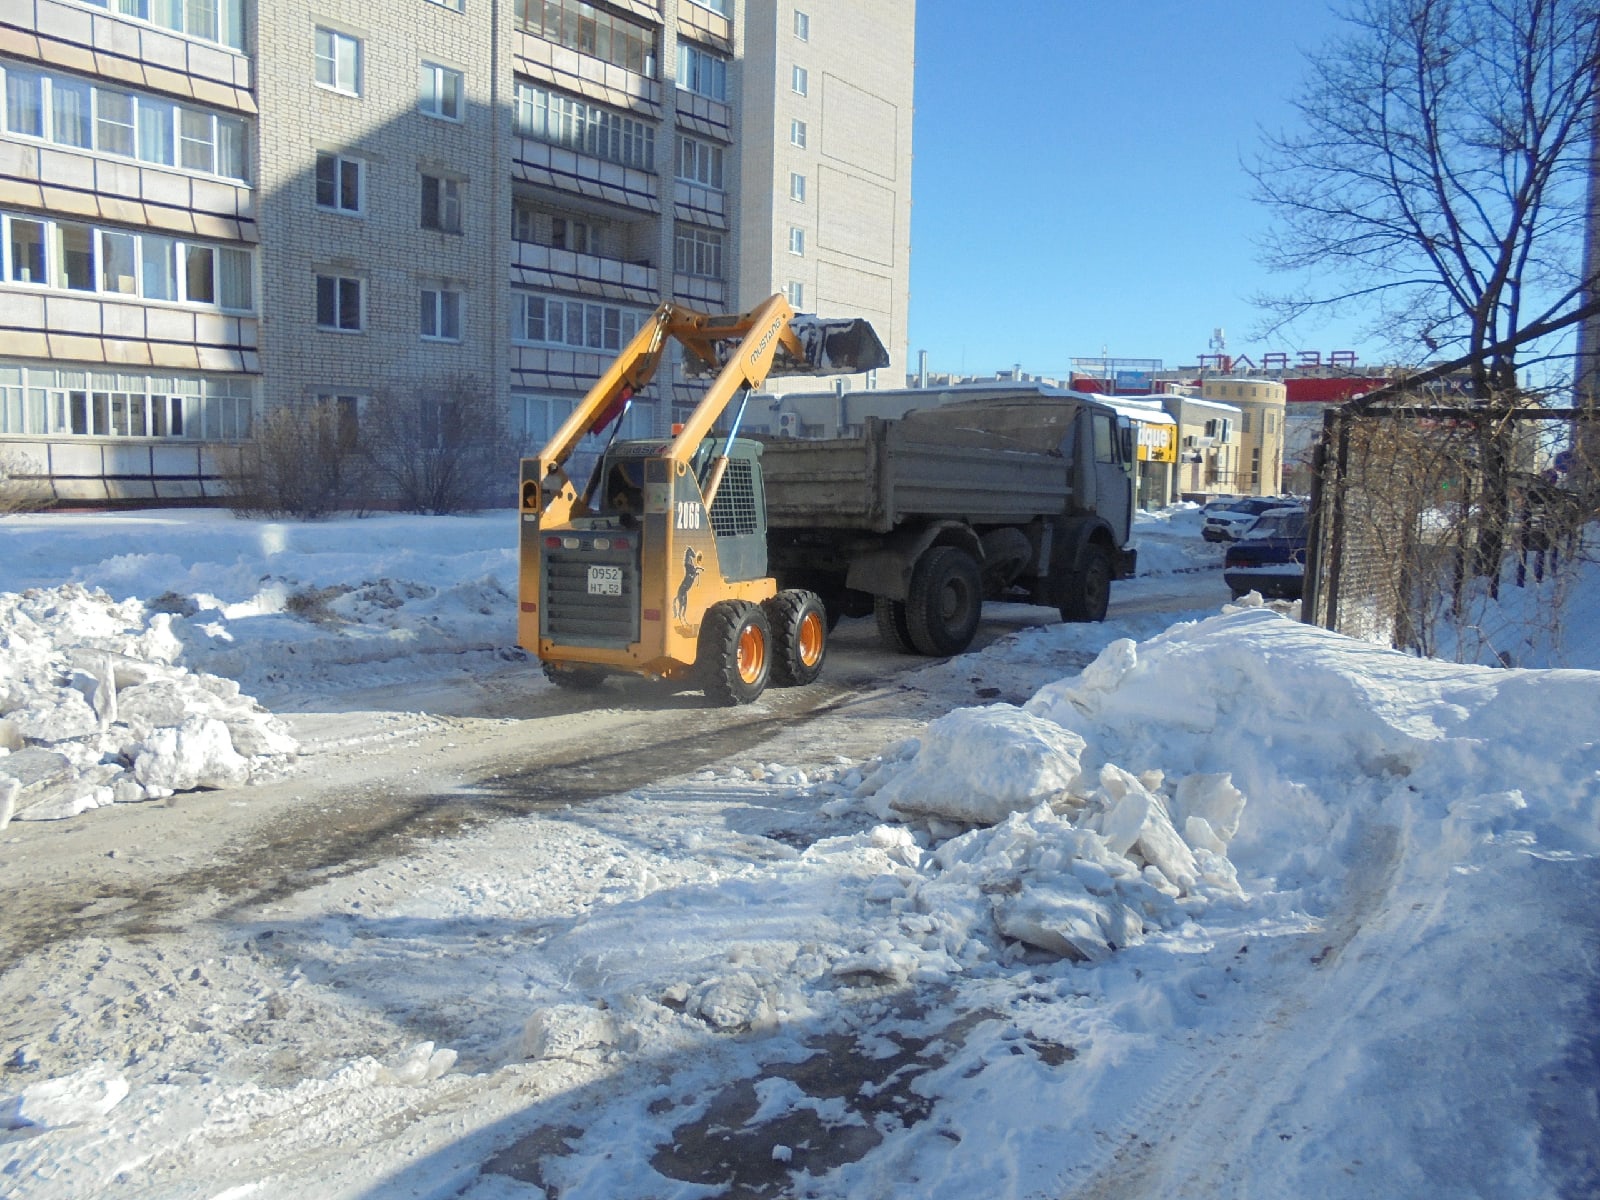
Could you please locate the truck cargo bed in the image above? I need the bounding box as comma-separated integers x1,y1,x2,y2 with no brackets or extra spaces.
759,418,1070,533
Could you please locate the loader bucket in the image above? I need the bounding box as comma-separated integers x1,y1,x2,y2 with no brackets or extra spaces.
776,315,891,377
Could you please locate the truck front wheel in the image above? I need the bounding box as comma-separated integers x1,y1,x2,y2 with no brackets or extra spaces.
765,589,828,686
1059,544,1112,623
698,600,772,705
906,546,983,656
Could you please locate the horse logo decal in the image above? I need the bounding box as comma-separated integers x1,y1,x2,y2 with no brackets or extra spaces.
674,546,705,621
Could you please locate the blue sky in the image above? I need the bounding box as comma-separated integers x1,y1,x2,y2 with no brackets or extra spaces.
907,1,1364,376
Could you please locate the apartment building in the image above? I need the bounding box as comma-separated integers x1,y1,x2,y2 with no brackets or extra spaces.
0,0,915,502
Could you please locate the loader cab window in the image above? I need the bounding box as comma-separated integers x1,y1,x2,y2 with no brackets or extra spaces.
603,459,645,516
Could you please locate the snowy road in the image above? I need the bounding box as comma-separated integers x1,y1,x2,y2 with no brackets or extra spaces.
6,507,1594,1200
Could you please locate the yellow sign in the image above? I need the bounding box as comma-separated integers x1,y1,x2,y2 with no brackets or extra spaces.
1136,422,1178,463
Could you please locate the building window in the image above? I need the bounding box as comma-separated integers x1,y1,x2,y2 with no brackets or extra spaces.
688,0,729,14
513,83,655,171
513,292,647,352
0,361,252,441
790,119,806,148
674,226,723,279
785,281,803,308
789,172,806,202
0,63,257,181
315,152,362,213
424,0,464,10
788,227,805,256
551,218,595,254
514,0,657,76
421,288,463,341
419,63,464,120
74,0,247,51
316,273,363,331
1,210,250,308
794,10,809,40
421,174,463,233
314,28,361,94
678,43,728,101
314,391,364,447
676,135,724,190
791,65,808,96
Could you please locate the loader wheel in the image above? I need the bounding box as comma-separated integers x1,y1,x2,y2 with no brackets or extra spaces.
698,600,772,706
541,660,608,690
874,596,916,654
1059,544,1112,623
765,589,828,687
905,545,983,656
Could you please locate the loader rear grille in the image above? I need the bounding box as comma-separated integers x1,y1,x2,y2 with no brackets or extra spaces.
541,549,640,646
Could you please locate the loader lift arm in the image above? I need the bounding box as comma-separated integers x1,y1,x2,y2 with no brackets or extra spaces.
523,293,885,521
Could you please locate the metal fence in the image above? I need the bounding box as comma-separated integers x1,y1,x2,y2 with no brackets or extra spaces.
1304,403,1596,663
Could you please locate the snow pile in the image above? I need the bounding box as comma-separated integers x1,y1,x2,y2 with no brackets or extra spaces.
0,584,297,825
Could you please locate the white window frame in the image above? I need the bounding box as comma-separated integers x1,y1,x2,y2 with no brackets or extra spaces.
794,10,809,40
424,0,465,10
419,62,465,121
785,280,804,308
790,119,806,149
1,209,252,311
789,172,806,202
314,27,362,95
512,291,647,353
677,43,727,102
791,65,808,96
788,226,805,256
72,0,247,52
675,134,724,190
316,273,364,332
315,151,363,214
421,288,464,341
674,225,723,279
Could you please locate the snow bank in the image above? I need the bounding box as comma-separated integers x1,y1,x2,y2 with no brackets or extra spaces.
0,584,297,825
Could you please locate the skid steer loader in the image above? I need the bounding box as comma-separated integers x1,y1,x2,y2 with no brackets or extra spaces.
517,293,888,705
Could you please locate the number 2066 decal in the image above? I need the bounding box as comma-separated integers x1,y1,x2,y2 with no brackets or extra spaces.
675,501,702,530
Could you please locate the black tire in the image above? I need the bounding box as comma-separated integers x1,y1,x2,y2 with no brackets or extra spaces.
698,600,772,706
542,660,608,690
1059,543,1112,623
764,590,828,687
874,595,916,654
905,546,983,656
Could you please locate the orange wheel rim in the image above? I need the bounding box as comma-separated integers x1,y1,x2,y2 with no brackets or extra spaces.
797,610,824,666
737,623,766,683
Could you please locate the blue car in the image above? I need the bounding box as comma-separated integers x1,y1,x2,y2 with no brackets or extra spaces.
1223,508,1308,600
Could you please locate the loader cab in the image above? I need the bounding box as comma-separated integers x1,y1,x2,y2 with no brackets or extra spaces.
689,437,768,583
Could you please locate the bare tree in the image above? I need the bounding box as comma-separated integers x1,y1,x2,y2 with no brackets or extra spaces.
358,376,512,514
0,447,52,515
223,398,372,519
1252,0,1600,397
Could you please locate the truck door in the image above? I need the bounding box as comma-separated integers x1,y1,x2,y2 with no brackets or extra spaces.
1091,411,1133,547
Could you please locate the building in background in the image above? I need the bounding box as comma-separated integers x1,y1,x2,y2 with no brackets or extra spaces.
0,0,914,502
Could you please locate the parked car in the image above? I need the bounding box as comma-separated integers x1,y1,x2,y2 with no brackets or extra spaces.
1202,496,1298,542
1224,508,1310,599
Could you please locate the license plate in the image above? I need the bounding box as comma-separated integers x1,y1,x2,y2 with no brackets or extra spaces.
587,565,623,596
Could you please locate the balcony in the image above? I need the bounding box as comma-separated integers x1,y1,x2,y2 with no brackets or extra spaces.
511,240,658,306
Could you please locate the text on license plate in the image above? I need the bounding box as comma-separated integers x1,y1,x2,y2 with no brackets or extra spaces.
587,565,623,596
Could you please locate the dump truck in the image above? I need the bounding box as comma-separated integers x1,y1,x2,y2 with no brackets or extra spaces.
517,293,890,705
758,385,1138,657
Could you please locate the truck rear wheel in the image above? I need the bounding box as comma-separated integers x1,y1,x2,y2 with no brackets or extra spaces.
874,596,916,654
906,545,983,656
765,590,828,687
698,600,772,705
1059,544,1112,623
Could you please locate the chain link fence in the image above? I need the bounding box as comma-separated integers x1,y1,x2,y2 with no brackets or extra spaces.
1304,402,1599,665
